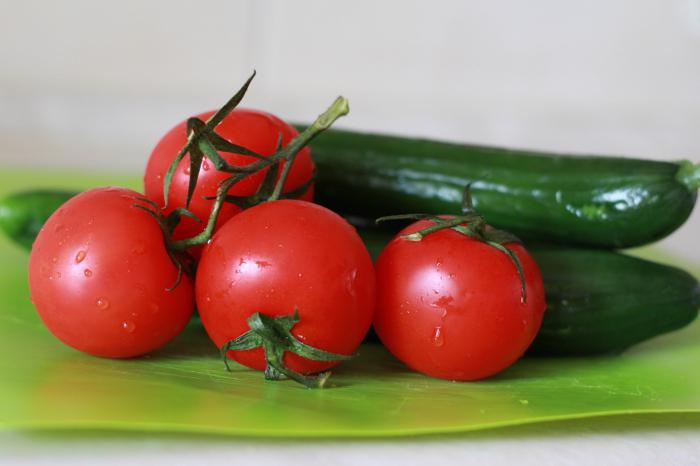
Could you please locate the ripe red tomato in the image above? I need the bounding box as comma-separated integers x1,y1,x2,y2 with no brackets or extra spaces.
373,219,546,381
196,200,375,375
143,108,314,255
28,187,194,358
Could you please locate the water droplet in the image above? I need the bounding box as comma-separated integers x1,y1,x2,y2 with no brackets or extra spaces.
96,297,110,310
83,268,93,277
432,326,444,347
74,250,87,263
297,273,303,278
57,239,65,246
87,217,94,226
202,160,210,171
53,224,65,233
121,321,136,333
51,256,58,264
205,296,212,303
183,166,191,175
52,271,61,280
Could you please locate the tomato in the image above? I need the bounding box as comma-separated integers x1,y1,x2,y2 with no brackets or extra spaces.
28,187,194,358
143,108,314,256
196,199,375,375
373,219,546,381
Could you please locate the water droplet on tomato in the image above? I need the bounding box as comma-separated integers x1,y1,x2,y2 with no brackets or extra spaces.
84,268,93,277
122,321,136,333
51,271,61,280
53,224,65,233
87,217,94,226
96,297,110,310
205,295,212,303
202,160,210,171
432,326,444,347
51,256,58,264
74,250,87,263
183,166,191,175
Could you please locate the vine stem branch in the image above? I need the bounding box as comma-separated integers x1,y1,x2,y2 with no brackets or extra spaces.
171,96,349,251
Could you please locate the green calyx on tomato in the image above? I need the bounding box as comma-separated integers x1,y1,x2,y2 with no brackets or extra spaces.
377,187,528,302
221,309,354,389
129,196,200,290
157,70,349,252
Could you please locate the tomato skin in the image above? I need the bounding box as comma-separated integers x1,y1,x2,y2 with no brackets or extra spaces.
143,108,314,256
28,187,194,358
196,200,375,374
373,220,546,381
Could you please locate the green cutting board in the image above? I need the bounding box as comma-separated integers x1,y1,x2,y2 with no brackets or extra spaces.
1,169,699,437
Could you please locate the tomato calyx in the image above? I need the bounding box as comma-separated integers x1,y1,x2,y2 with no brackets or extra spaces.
164,72,349,252
131,196,198,290
220,309,354,389
376,187,528,303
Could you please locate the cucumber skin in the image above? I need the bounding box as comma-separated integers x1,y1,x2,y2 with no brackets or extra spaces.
310,129,697,248
358,228,700,356
0,190,77,250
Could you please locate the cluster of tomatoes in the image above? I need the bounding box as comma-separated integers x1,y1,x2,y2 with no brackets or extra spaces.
28,85,546,387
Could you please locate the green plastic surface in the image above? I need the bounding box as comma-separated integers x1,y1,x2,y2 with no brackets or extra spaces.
1,169,699,437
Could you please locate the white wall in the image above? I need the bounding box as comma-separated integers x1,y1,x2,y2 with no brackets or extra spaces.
1,0,698,257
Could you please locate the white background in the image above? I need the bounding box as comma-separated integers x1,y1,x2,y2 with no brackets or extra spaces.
1,0,699,260
1,1,700,463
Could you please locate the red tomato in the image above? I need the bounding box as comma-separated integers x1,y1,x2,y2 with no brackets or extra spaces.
28,187,194,358
143,109,314,256
196,200,375,374
373,219,546,381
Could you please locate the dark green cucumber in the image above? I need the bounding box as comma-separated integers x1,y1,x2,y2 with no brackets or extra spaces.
309,128,699,248
529,247,700,355
357,228,700,355
0,190,77,250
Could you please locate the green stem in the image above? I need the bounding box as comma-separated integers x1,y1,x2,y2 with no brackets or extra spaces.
221,310,353,389
170,96,349,251
676,160,700,191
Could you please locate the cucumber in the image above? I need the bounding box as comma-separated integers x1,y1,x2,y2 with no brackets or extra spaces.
309,128,700,248
0,190,77,250
357,228,700,355
529,247,700,355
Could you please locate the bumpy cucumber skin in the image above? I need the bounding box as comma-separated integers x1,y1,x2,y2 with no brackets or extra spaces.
0,190,77,250
357,228,700,355
311,129,697,248
529,247,700,355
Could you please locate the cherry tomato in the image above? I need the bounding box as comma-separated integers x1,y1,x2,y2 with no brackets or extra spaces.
143,108,314,256
373,220,546,381
196,199,375,374
28,187,194,358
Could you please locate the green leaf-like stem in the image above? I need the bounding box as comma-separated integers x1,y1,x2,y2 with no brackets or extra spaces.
171,95,350,251
221,310,353,389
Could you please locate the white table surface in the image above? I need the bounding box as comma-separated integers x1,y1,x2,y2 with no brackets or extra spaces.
2,415,699,466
